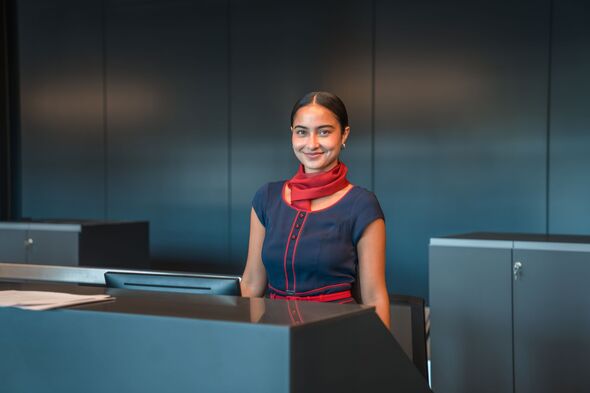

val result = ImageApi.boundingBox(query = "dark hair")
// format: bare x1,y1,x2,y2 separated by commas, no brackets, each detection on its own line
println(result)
290,91,349,132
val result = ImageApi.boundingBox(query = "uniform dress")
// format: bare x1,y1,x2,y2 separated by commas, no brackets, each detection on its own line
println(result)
252,180,384,304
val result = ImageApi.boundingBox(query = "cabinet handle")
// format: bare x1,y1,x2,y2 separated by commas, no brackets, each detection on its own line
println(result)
513,261,523,281
24,238,34,248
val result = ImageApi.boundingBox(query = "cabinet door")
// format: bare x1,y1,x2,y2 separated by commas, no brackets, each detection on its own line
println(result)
27,230,79,266
0,229,27,263
513,245,590,393
430,243,513,393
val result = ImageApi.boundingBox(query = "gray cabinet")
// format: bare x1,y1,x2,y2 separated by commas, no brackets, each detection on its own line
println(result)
0,228,28,262
430,233,590,393
0,221,149,268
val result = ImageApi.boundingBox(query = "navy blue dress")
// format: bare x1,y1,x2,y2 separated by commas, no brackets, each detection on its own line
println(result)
252,181,385,303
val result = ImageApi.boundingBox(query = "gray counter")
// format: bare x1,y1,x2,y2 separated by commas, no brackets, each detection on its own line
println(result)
0,281,431,393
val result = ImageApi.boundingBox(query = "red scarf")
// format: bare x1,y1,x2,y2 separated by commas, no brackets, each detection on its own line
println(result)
287,162,350,210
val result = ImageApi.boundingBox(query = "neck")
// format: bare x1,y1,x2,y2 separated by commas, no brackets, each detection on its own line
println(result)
304,160,339,175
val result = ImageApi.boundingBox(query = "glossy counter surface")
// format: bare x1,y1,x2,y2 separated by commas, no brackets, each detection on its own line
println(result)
0,281,371,326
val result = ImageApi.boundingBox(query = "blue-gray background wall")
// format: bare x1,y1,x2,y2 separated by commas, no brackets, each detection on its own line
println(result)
7,0,590,301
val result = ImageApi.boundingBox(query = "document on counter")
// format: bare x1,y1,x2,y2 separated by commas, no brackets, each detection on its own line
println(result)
0,290,114,311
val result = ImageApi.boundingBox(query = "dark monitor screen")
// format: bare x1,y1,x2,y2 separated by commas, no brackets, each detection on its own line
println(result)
104,272,241,296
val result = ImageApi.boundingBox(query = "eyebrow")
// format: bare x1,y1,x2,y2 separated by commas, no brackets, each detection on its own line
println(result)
293,124,335,129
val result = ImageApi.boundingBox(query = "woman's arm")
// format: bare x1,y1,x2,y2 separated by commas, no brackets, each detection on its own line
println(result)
357,218,390,329
240,208,268,297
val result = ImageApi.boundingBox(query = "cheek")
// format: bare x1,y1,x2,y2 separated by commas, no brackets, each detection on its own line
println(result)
292,138,304,150
324,137,341,151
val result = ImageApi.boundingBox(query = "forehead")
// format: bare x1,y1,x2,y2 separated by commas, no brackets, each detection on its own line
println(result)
292,104,339,126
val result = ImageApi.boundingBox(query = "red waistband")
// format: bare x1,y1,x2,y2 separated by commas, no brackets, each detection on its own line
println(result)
270,290,353,302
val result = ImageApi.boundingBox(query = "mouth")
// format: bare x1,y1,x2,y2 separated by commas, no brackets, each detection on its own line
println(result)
303,152,323,159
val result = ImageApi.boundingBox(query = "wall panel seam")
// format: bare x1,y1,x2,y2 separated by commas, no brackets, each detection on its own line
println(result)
102,0,108,220
545,0,554,235
227,0,232,262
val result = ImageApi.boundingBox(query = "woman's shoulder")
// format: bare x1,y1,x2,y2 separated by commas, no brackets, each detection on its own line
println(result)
252,180,287,205
348,186,385,243
252,180,288,224
349,185,381,203
254,180,286,196
347,185,384,217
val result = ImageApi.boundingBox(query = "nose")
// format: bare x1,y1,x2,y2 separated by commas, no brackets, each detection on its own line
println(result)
307,133,320,149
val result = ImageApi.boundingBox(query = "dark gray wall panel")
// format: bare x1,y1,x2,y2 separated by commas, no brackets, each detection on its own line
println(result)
375,1,550,299
230,0,373,264
549,0,590,234
105,0,229,270
18,0,105,219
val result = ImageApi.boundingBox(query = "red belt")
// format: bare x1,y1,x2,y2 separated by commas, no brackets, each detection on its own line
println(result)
270,290,352,302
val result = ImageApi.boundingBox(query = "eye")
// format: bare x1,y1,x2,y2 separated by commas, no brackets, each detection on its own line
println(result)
295,129,307,136
318,129,331,136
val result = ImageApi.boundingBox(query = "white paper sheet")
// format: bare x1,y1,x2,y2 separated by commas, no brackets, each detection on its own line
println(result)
0,290,114,310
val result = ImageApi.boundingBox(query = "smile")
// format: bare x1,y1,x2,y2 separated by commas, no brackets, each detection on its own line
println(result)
304,152,324,159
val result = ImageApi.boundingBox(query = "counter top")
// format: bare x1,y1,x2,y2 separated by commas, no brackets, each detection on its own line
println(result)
0,281,372,327
433,231,590,243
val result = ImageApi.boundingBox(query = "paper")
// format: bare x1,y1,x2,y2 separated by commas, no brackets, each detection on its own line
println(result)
0,290,114,311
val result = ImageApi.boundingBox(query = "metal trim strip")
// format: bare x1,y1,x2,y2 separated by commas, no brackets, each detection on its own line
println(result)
0,263,241,285
0,223,81,232
513,241,590,252
429,238,513,249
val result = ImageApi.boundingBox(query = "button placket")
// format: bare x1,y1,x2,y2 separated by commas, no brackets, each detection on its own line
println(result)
291,211,306,240
284,210,308,293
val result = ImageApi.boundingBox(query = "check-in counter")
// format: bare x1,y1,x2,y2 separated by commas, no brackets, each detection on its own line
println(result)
0,272,431,393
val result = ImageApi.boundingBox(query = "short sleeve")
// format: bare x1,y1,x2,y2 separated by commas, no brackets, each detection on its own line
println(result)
252,183,269,227
351,191,385,245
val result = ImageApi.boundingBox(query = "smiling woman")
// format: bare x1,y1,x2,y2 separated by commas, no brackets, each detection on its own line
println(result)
290,92,350,174
240,91,390,328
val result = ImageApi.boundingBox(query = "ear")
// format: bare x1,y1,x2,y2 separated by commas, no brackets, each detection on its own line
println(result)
342,126,351,144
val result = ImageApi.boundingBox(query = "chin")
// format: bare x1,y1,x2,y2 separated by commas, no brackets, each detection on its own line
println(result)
296,154,335,173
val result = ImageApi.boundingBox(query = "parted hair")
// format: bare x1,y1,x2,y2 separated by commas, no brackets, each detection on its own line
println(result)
290,91,349,132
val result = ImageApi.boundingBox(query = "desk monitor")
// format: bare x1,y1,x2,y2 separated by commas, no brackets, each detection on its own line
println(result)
104,272,241,296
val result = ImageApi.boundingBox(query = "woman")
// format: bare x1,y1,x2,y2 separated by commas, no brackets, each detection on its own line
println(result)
241,91,390,328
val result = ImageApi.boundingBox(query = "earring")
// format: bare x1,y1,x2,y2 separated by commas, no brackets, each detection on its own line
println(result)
341,143,346,150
